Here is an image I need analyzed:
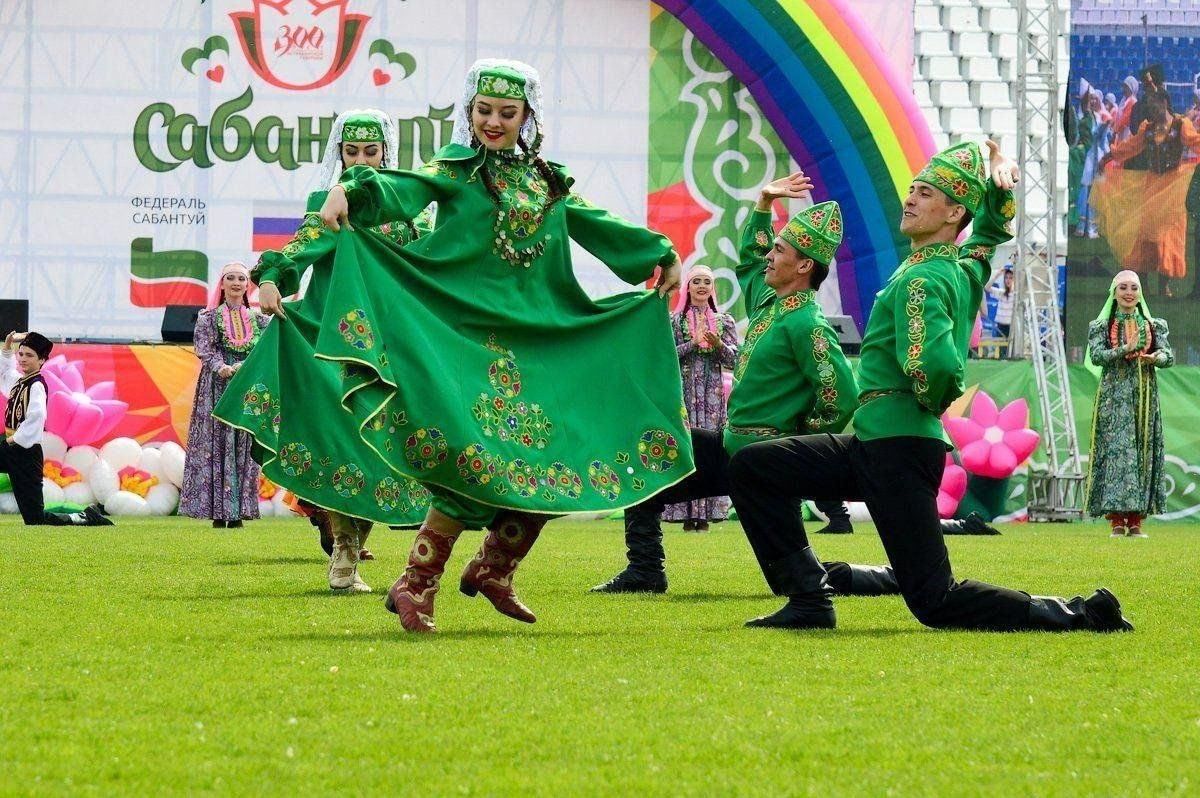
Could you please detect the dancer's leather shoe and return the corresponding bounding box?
[745,598,836,629]
[590,568,667,594]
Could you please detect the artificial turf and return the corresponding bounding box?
[1,517,1196,796]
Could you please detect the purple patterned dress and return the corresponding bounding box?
[663,310,738,523]
[180,304,270,521]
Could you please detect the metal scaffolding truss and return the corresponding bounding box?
[1015,0,1084,521]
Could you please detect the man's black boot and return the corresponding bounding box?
[813,500,853,534]
[592,505,668,593]
[942,512,1001,535]
[1027,588,1133,632]
[746,547,836,629]
[823,561,899,596]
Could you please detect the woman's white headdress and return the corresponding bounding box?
[308,108,399,193]
[450,59,545,152]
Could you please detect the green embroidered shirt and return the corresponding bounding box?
[723,210,858,454]
[853,183,1016,442]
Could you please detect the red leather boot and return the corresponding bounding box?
[384,525,462,632]
[459,513,546,624]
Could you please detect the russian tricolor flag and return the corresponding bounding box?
[252,214,301,252]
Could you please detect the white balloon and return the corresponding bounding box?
[41,432,68,463]
[105,490,151,516]
[63,482,96,506]
[145,483,180,515]
[88,459,119,503]
[42,479,65,505]
[64,445,99,475]
[138,447,168,481]
[159,441,186,488]
[0,492,17,514]
[99,437,142,471]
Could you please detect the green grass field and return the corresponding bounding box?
[2,517,1197,796]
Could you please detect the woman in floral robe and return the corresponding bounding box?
[663,266,737,530]
[181,262,269,527]
[1085,270,1173,536]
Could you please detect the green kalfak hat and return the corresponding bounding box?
[778,201,843,266]
[477,66,527,101]
[913,141,988,216]
[340,113,384,143]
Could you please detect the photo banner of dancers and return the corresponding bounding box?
[1066,6,1200,363]
[2,0,918,341]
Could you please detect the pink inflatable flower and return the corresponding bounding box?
[41,355,128,447]
[938,454,967,519]
[943,391,1040,479]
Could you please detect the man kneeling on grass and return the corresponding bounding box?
[1,332,112,527]
[727,141,1131,632]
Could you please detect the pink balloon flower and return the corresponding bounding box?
[938,454,968,519]
[40,355,129,447]
[943,391,1040,480]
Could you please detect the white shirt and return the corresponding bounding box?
[1,349,47,449]
[987,284,1015,325]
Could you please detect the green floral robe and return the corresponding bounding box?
[214,192,433,525]
[1085,316,1173,516]
[216,144,692,525]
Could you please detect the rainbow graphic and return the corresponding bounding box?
[659,0,935,325]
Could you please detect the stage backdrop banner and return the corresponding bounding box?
[1,0,921,339]
[1066,10,1200,364]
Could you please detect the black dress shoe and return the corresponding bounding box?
[962,512,1000,535]
[745,597,836,629]
[212,520,227,529]
[227,520,243,529]
[1084,588,1134,632]
[814,521,854,535]
[590,568,667,594]
[84,504,114,526]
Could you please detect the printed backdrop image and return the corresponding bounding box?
[0,0,924,344]
[1065,8,1200,364]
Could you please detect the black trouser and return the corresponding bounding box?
[623,429,734,574]
[624,428,838,589]
[729,433,1033,631]
[0,441,49,525]
[0,441,104,526]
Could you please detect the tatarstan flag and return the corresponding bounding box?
[129,237,209,307]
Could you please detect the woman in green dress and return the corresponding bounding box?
[221,108,433,594]
[223,60,690,632]
[1085,270,1174,537]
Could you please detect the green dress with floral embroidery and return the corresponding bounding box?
[215,144,692,525]
[214,191,434,525]
[723,209,859,455]
[1085,315,1173,517]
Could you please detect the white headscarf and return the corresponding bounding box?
[1123,75,1140,98]
[308,108,399,193]
[449,59,546,153]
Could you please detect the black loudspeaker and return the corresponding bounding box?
[825,314,863,356]
[161,305,204,343]
[0,299,29,339]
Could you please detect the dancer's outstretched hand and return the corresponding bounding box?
[258,282,287,320]
[320,185,351,232]
[985,140,1020,190]
[757,171,814,210]
[657,254,682,298]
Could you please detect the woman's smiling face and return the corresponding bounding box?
[471,95,528,151]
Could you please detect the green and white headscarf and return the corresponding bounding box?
[309,108,398,191]
[450,58,545,153]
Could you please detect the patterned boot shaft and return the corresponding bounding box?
[459,513,545,624]
[386,525,461,632]
[327,512,370,592]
